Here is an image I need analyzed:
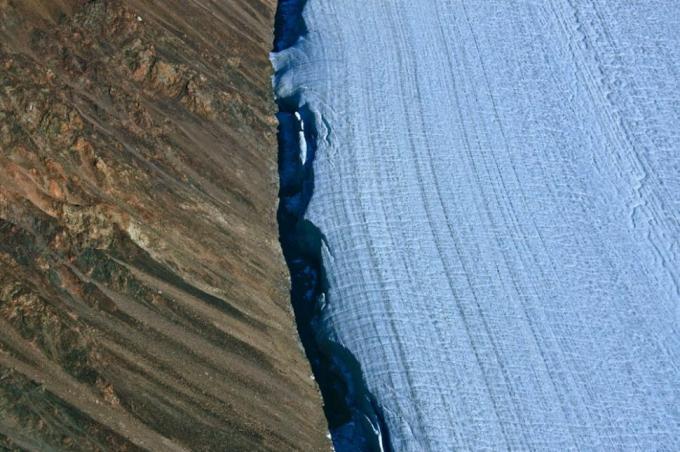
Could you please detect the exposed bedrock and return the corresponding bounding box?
[0,0,329,450]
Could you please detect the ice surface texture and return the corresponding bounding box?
[271,1,680,450]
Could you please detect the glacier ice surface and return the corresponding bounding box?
[272,1,680,450]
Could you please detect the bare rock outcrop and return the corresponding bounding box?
[0,0,329,450]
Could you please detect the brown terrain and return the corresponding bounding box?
[0,0,329,450]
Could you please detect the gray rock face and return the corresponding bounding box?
[273,1,680,450]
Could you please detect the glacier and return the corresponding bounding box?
[272,1,680,450]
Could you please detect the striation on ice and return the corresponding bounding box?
[272,1,680,450]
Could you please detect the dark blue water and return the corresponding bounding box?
[272,2,390,451]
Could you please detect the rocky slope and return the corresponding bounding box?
[0,0,328,450]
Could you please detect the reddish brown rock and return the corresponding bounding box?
[0,0,329,450]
